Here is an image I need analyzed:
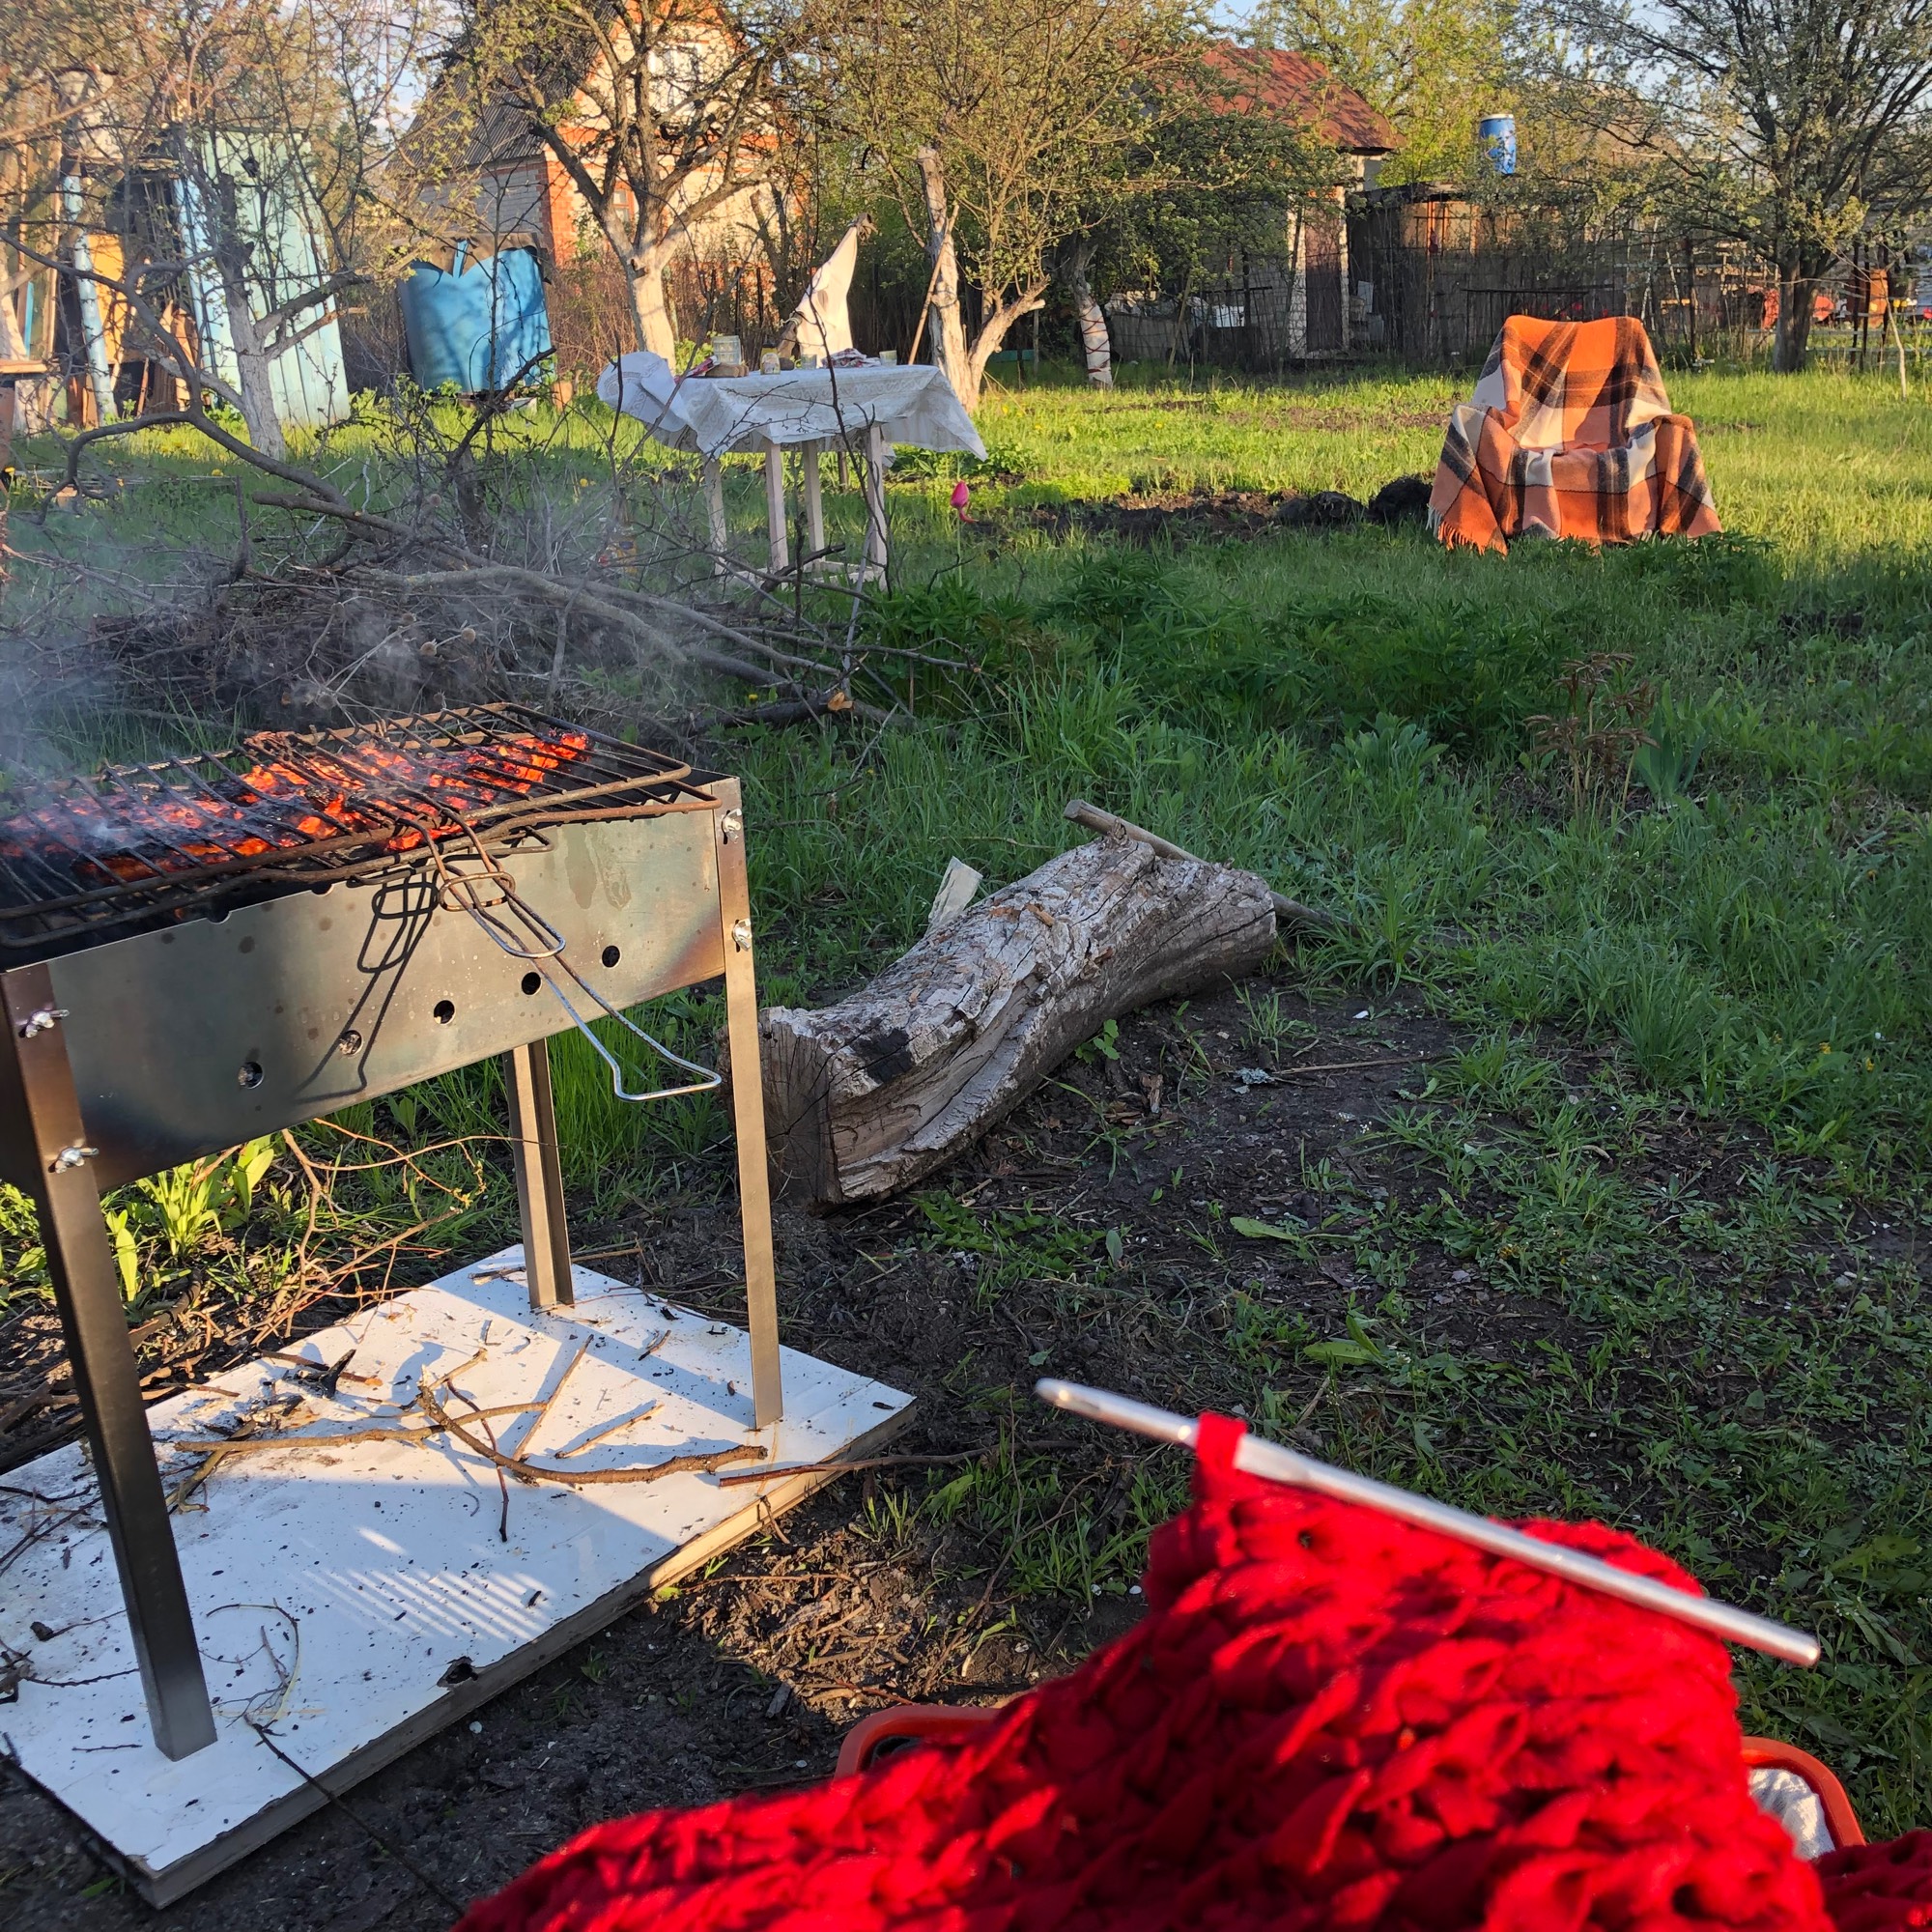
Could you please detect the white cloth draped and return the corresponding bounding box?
[595,353,986,462]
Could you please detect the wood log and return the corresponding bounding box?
[759,835,1276,1208]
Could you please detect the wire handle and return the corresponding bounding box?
[446,859,723,1105]
[1035,1378,1820,1667]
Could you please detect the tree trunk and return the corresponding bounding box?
[965,284,1048,405]
[628,251,678,360]
[1065,242,1113,387]
[758,835,1276,1208]
[1773,261,1818,373]
[917,146,971,407]
[215,250,287,462]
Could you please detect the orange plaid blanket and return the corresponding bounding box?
[1430,315,1720,553]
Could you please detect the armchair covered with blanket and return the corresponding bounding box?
[1430,314,1721,553]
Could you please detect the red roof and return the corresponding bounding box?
[1199,43,1399,155]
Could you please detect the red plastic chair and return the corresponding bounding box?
[835,1704,1000,1778]
[1742,1735,1866,1850]
[837,1714,1865,1857]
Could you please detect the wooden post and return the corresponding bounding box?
[763,438,788,575]
[702,458,727,575]
[801,440,825,560]
[862,423,889,581]
[713,782,782,1427]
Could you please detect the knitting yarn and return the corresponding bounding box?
[458,1414,1918,1932]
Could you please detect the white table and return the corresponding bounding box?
[597,356,985,578]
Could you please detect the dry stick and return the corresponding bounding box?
[420,1387,767,1487]
[246,1721,469,1920]
[166,1402,549,1456]
[445,1385,514,1541]
[1062,799,1341,935]
[1268,1053,1445,1079]
[716,1451,977,1488]
[501,1337,591,1460]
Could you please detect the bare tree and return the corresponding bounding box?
[814,0,1195,409]
[1573,0,1932,369]
[5,1,440,453]
[449,0,798,360]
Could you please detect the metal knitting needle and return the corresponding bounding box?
[1036,1379,1820,1667]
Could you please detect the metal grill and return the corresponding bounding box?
[0,710,782,1776]
[0,704,713,957]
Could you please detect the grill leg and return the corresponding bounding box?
[504,1038,573,1312]
[0,967,215,1760]
[714,784,782,1427]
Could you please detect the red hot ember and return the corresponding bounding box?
[0,728,592,889]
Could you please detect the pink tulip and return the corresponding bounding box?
[951,480,971,513]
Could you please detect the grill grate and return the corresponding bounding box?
[0,705,715,957]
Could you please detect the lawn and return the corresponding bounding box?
[720,365,1932,1832]
[1,359,1930,1923]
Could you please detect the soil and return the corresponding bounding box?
[1012,474,1431,547]
[0,969,1900,1929]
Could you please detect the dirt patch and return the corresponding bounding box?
[1017,474,1430,547]
[0,974,1917,1928]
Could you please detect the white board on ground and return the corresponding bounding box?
[0,1248,913,1901]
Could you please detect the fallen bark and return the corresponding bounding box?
[759,834,1276,1208]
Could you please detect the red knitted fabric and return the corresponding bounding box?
[1816,1835,1932,1930]
[458,1418,1914,1932]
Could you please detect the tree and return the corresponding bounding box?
[1249,0,1519,183]
[1080,46,1344,357]
[1571,0,1932,369]
[6,0,437,454]
[450,0,798,360]
[815,0,1196,409]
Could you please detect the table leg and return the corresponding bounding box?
[863,424,890,581]
[764,439,788,575]
[801,440,825,562]
[702,458,726,574]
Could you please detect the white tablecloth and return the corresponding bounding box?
[596,354,985,462]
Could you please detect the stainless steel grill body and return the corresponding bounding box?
[0,813,726,1193]
[0,713,781,1767]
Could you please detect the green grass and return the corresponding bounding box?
[8,358,1932,1832]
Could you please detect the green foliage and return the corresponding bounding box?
[1246,0,1519,184]
[1,1139,281,1313]
[1632,685,1711,807]
[1042,559,1575,751]
[1087,45,1347,300]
